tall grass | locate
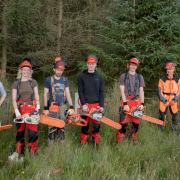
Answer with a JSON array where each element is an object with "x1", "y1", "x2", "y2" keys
[{"x1": 0, "y1": 82, "x2": 180, "y2": 179}]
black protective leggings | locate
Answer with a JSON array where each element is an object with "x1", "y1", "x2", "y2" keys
[
  {"x1": 119, "y1": 122, "x2": 139, "y2": 134},
  {"x1": 159, "y1": 107, "x2": 178, "y2": 125}
]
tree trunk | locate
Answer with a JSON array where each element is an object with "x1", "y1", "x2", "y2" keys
[{"x1": 57, "y1": 0, "x2": 63, "y2": 55}]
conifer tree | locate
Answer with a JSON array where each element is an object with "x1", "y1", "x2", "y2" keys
[{"x1": 84, "y1": 0, "x2": 180, "y2": 84}]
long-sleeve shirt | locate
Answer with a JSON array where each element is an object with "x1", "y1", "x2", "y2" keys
[{"x1": 78, "y1": 70, "x2": 104, "y2": 107}]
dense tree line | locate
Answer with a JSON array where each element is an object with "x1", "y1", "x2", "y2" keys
[
  {"x1": 0, "y1": 0, "x2": 179, "y2": 86},
  {"x1": 87, "y1": 0, "x2": 180, "y2": 84}
]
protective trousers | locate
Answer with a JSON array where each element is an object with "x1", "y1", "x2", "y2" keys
[
  {"x1": 48, "y1": 103, "x2": 66, "y2": 141},
  {"x1": 80, "y1": 103, "x2": 101, "y2": 145},
  {"x1": 159, "y1": 96, "x2": 178, "y2": 130},
  {"x1": 16, "y1": 104, "x2": 38, "y2": 154},
  {"x1": 116, "y1": 96, "x2": 141, "y2": 142}
]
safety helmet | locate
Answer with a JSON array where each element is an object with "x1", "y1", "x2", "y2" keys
[
  {"x1": 54, "y1": 60, "x2": 65, "y2": 70},
  {"x1": 165, "y1": 60, "x2": 176, "y2": 70},
  {"x1": 85, "y1": 55, "x2": 98, "y2": 64},
  {"x1": 129, "y1": 57, "x2": 139, "y2": 65},
  {"x1": 19, "y1": 58, "x2": 32, "y2": 69}
]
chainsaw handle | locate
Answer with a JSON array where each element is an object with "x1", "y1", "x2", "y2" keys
[
  {"x1": 14, "y1": 112, "x2": 39, "y2": 124},
  {"x1": 29, "y1": 110, "x2": 39, "y2": 116}
]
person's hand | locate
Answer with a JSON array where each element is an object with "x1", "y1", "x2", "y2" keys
[
  {"x1": 82, "y1": 104, "x2": 89, "y2": 112},
  {"x1": 138, "y1": 105, "x2": 144, "y2": 111},
  {"x1": 67, "y1": 108, "x2": 75, "y2": 115},
  {"x1": 161, "y1": 97, "x2": 168, "y2": 104},
  {"x1": 172, "y1": 97, "x2": 178, "y2": 103},
  {"x1": 43, "y1": 109, "x2": 49, "y2": 115},
  {"x1": 35, "y1": 103, "x2": 40, "y2": 113},
  {"x1": 66, "y1": 118, "x2": 72, "y2": 124},
  {"x1": 43, "y1": 106, "x2": 49, "y2": 115},
  {"x1": 169, "y1": 97, "x2": 177, "y2": 106},
  {"x1": 15, "y1": 109, "x2": 22, "y2": 119},
  {"x1": 123, "y1": 105, "x2": 130, "y2": 112},
  {"x1": 99, "y1": 107, "x2": 104, "y2": 113}
]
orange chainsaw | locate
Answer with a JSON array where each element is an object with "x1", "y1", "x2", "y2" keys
[
  {"x1": 126, "y1": 107, "x2": 165, "y2": 126},
  {"x1": 78, "y1": 108, "x2": 121, "y2": 130},
  {"x1": 13, "y1": 110, "x2": 65, "y2": 128},
  {"x1": 0, "y1": 124, "x2": 13, "y2": 131},
  {"x1": 65, "y1": 109, "x2": 87, "y2": 126}
]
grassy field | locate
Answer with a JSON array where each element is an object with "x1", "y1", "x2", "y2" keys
[{"x1": 0, "y1": 82, "x2": 180, "y2": 179}]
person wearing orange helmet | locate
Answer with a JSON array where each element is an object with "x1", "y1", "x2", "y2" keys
[
  {"x1": 78, "y1": 55, "x2": 104, "y2": 145},
  {"x1": 9, "y1": 58, "x2": 40, "y2": 161},
  {"x1": 158, "y1": 60, "x2": 180, "y2": 132},
  {"x1": 116, "y1": 57, "x2": 145, "y2": 143},
  {"x1": 44, "y1": 56, "x2": 73, "y2": 142}
]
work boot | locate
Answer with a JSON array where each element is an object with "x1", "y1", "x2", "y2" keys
[
  {"x1": 132, "y1": 132, "x2": 139, "y2": 144},
  {"x1": 172, "y1": 124, "x2": 179, "y2": 136},
  {"x1": 92, "y1": 133, "x2": 100, "y2": 145},
  {"x1": 116, "y1": 132, "x2": 125, "y2": 143},
  {"x1": 8, "y1": 152, "x2": 23, "y2": 162},
  {"x1": 57, "y1": 128, "x2": 65, "y2": 141},
  {"x1": 132, "y1": 132, "x2": 138, "y2": 141},
  {"x1": 48, "y1": 127, "x2": 57, "y2": 140},
  {"x1": 158, "y1": 125, "x2": 165, "y2": 131},
  {"x1": 80, "y1": 133, "x2": 89, "y2": 144}
]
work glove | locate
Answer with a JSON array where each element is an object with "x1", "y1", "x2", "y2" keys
[
  {"x1": 66, "y1": 106, "x2": 75, "y2": 116},
  {"x1": 123, "y1": 104, "x2": 130, "y2": 112},
  {"x1": 15, "y1": 108, "x2": 21, "y2": 119},
  {"x1": 138, "y1": 103, "x2": 144, "y2": 111},
  {"x1": 82, "y1": 104, "x2": 89, "y2": 113},
  {"x1": 99, "y1": 107, "x2": 104, "y2": 113},
  {"x1": 172, "y1": 97, "x2": 178, "y2": 103},
  {"x1": 161, "y1": 97, "x2": 168, "y2": 104},
  {"x1": 35, "y1": 103, "x2": 40, "y2": 114},
  {"x1": 169, "y1": 97, "x2": 178, "y2": 106}
]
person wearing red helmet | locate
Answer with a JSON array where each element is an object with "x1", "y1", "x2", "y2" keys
[
  {"x1": 44, "y1": 56, "x2": 73, "y2": 143},
  {"x1": 158, "y1": 60, "x2": 180, "y2": 132},
  {"x1": 78, "y1": 55, "x2": 104, "y2": 145},
  {"x1": 116, "y1": 57, "x2": 145, "y2": 143},
  {"x1": 9, "y1": 58, "x2": 40, "y2": 161}
]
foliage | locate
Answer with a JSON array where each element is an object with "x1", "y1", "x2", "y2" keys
[
  {"x1": 82, "y1": 0, "x2": 180, "y2": 85},
  {"x1": 0, "y1": 0, "x2": 179, "y2": 82}
]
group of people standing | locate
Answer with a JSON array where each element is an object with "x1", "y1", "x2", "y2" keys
[{"x1": 0, "y1": 55, "x2": 179, "y2": 162}]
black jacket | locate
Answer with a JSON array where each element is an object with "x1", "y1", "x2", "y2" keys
[{"x1": 78, "y1": 70, "x2": 104, "y2": 107}]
